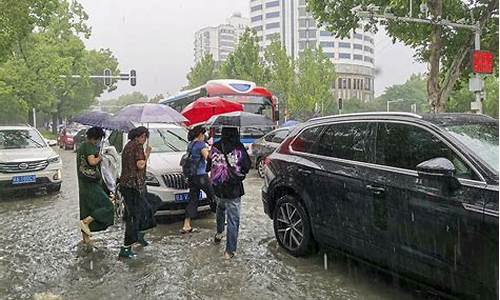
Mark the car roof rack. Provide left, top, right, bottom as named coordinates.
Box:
left=309, top=112, right=422, bottom=122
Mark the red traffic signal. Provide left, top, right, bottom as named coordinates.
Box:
left=472, top=50, right=494, bottom=74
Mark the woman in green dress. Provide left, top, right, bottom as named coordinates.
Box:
left=77, top=127, right=114, bottom=245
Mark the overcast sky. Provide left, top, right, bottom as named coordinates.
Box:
left=78, top=0, right=427, bottom=100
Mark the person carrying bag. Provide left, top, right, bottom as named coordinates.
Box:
left=208, top=127, right=251, bottom=260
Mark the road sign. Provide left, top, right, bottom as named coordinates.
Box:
left=103, top=69, right=112, bottom=86
left=130, top=69, right=136, bottom=86
left=472, top=50, right=494, bottom=74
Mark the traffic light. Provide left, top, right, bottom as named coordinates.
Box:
left=338, top=98, right=343, bottom=111
left=103, top=69, right=112, bottom=86
left=130, top=69, right=136, bottom=86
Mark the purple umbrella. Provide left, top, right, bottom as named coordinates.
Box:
left=72, top=111, right=112, bottom=127
left=102, top=103, right=188, bottom=132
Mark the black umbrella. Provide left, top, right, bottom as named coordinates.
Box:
left=205, top=111, right=275, bottom=128
left=72, top=111, right=112, bottom=127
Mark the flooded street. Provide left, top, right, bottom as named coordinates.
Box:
left=0, top=149, right=439, bottom=300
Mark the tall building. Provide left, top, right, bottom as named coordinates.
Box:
left=194, top=13, right=250, bottom=64
left=250, top=0, right=375, bottom=101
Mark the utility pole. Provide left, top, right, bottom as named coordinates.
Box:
left=352, top=3, right=491, bottom=114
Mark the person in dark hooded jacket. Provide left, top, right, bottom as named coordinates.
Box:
left=207, top=127, right=251, bottom=259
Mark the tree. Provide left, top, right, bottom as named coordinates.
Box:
left=307, top=0, right=498, bottom=112
left=149, top=94, right=165, bottom=103
left=0, top=0, right=59, bottom=62
left=289, top=48, right=336, bottom=120
left=376, top=74, right=429, bottom=113
left=448, top=75, right=499, bottom=118
left=101, top=92, right=149, bottom=114
left=185, top=54, right=218, bottom=89
left=219, top=29, right=269, bottom=85
left=264, top=40, right=295, bottom=120
left=0, top=0, right=119, bottom=129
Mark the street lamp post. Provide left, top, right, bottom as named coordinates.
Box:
left=386, top=99, right=406, bottom=112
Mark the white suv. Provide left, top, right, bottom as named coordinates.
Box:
left=0, top=125, right=63, bottom=193
left=103, top=123, right=210, bottom=216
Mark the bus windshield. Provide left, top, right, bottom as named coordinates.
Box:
left=220, top=95, right=273, bottom=119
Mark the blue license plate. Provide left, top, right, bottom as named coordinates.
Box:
left=12, top=175, right=36, bottom=185
left=175, top=192, right=202, bottom=203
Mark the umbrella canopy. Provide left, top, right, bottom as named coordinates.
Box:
left=101, top=103, right=188, bottom=132
left=181, top=97, right=243, bottom=127
left=281, top=120, right=300, bottom=128
left=72, top=111, right=112, bottom=127
left=206, top=111, right=275, bottom=128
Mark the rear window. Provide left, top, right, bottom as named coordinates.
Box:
left=290, top=126, right=323, bottom=153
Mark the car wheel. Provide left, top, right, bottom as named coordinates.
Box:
left=273, top=195, right=314, bottom=256
left=47, top=183, right=61, bottom=193
left=257, top=158, right=265, bottom=178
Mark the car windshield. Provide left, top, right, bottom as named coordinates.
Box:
left=446, top=123, right=499, bottom=174
left=148, top=128, right=188, bottom=153
left=0, top=129, right=46, bottom=149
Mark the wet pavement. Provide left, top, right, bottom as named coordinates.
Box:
left=0, top=149, right=441, bottom=300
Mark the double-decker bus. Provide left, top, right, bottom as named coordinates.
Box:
left=160, top=79, right=279, bottom=122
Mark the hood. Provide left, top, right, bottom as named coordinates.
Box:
left=147, top=151, right=184, bottom=175
left=0, top=147, right=58, bottom=163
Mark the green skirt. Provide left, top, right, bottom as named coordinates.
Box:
left=78, top=179, right=114, bottom=232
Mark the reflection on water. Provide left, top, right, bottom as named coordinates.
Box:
left=0, top=150, right=438, bottom=300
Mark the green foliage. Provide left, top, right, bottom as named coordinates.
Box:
left=185, top=54, right=218, bottom=89
left=289, top=48, right=336, bottom=120
left=219, top=29, right=269, bottom=86
left=0, top=0, right=59, bottom=62
left=264, top=40, right=295, bottom=119
left=101, top=92, right=149, bottom=114
left=376, top=74, right=429, bottom=112
left=307, top=0, right=499, bottom=110
left=0, top=0, right=119, bottom=125
left=335, top=74, right=429, bottom=114
left=448, top=75, right=499, bottom=118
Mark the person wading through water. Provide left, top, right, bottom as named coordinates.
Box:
left=208, top=127, right=250, bottom=259
left=77, top=127, right=114, bottom=245
left=181, top=125, right=215, bottom=234
left=118, top=126, right=157, bottom=258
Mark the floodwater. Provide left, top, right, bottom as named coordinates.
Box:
left=0, top=150, right=444, bottom=300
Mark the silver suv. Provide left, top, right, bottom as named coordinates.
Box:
left=103, top=123, right=210, bottom=216
left=0, top=125, right=63, bottom=193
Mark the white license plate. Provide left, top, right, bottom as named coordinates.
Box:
left=12, top=175, right=36, bottom=185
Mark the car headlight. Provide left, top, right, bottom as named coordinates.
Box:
left=145, top=171, right=160, bottom=186
left=48, top=156, right=61, bottom=164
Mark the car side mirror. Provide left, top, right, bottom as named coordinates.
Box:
left=416, top=157, right=460, bottom=192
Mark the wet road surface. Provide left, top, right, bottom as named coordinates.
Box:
left=0, top=149, right=441, bottom=299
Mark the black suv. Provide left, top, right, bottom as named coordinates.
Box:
left=262, top=113, right=498, bottom=299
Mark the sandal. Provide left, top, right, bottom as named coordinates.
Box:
left=180, top=228, right=193, bottom=234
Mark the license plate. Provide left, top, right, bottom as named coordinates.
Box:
left=12, top=175, right=36, bottom=185
left=175, top=192, right=203, bottom=203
